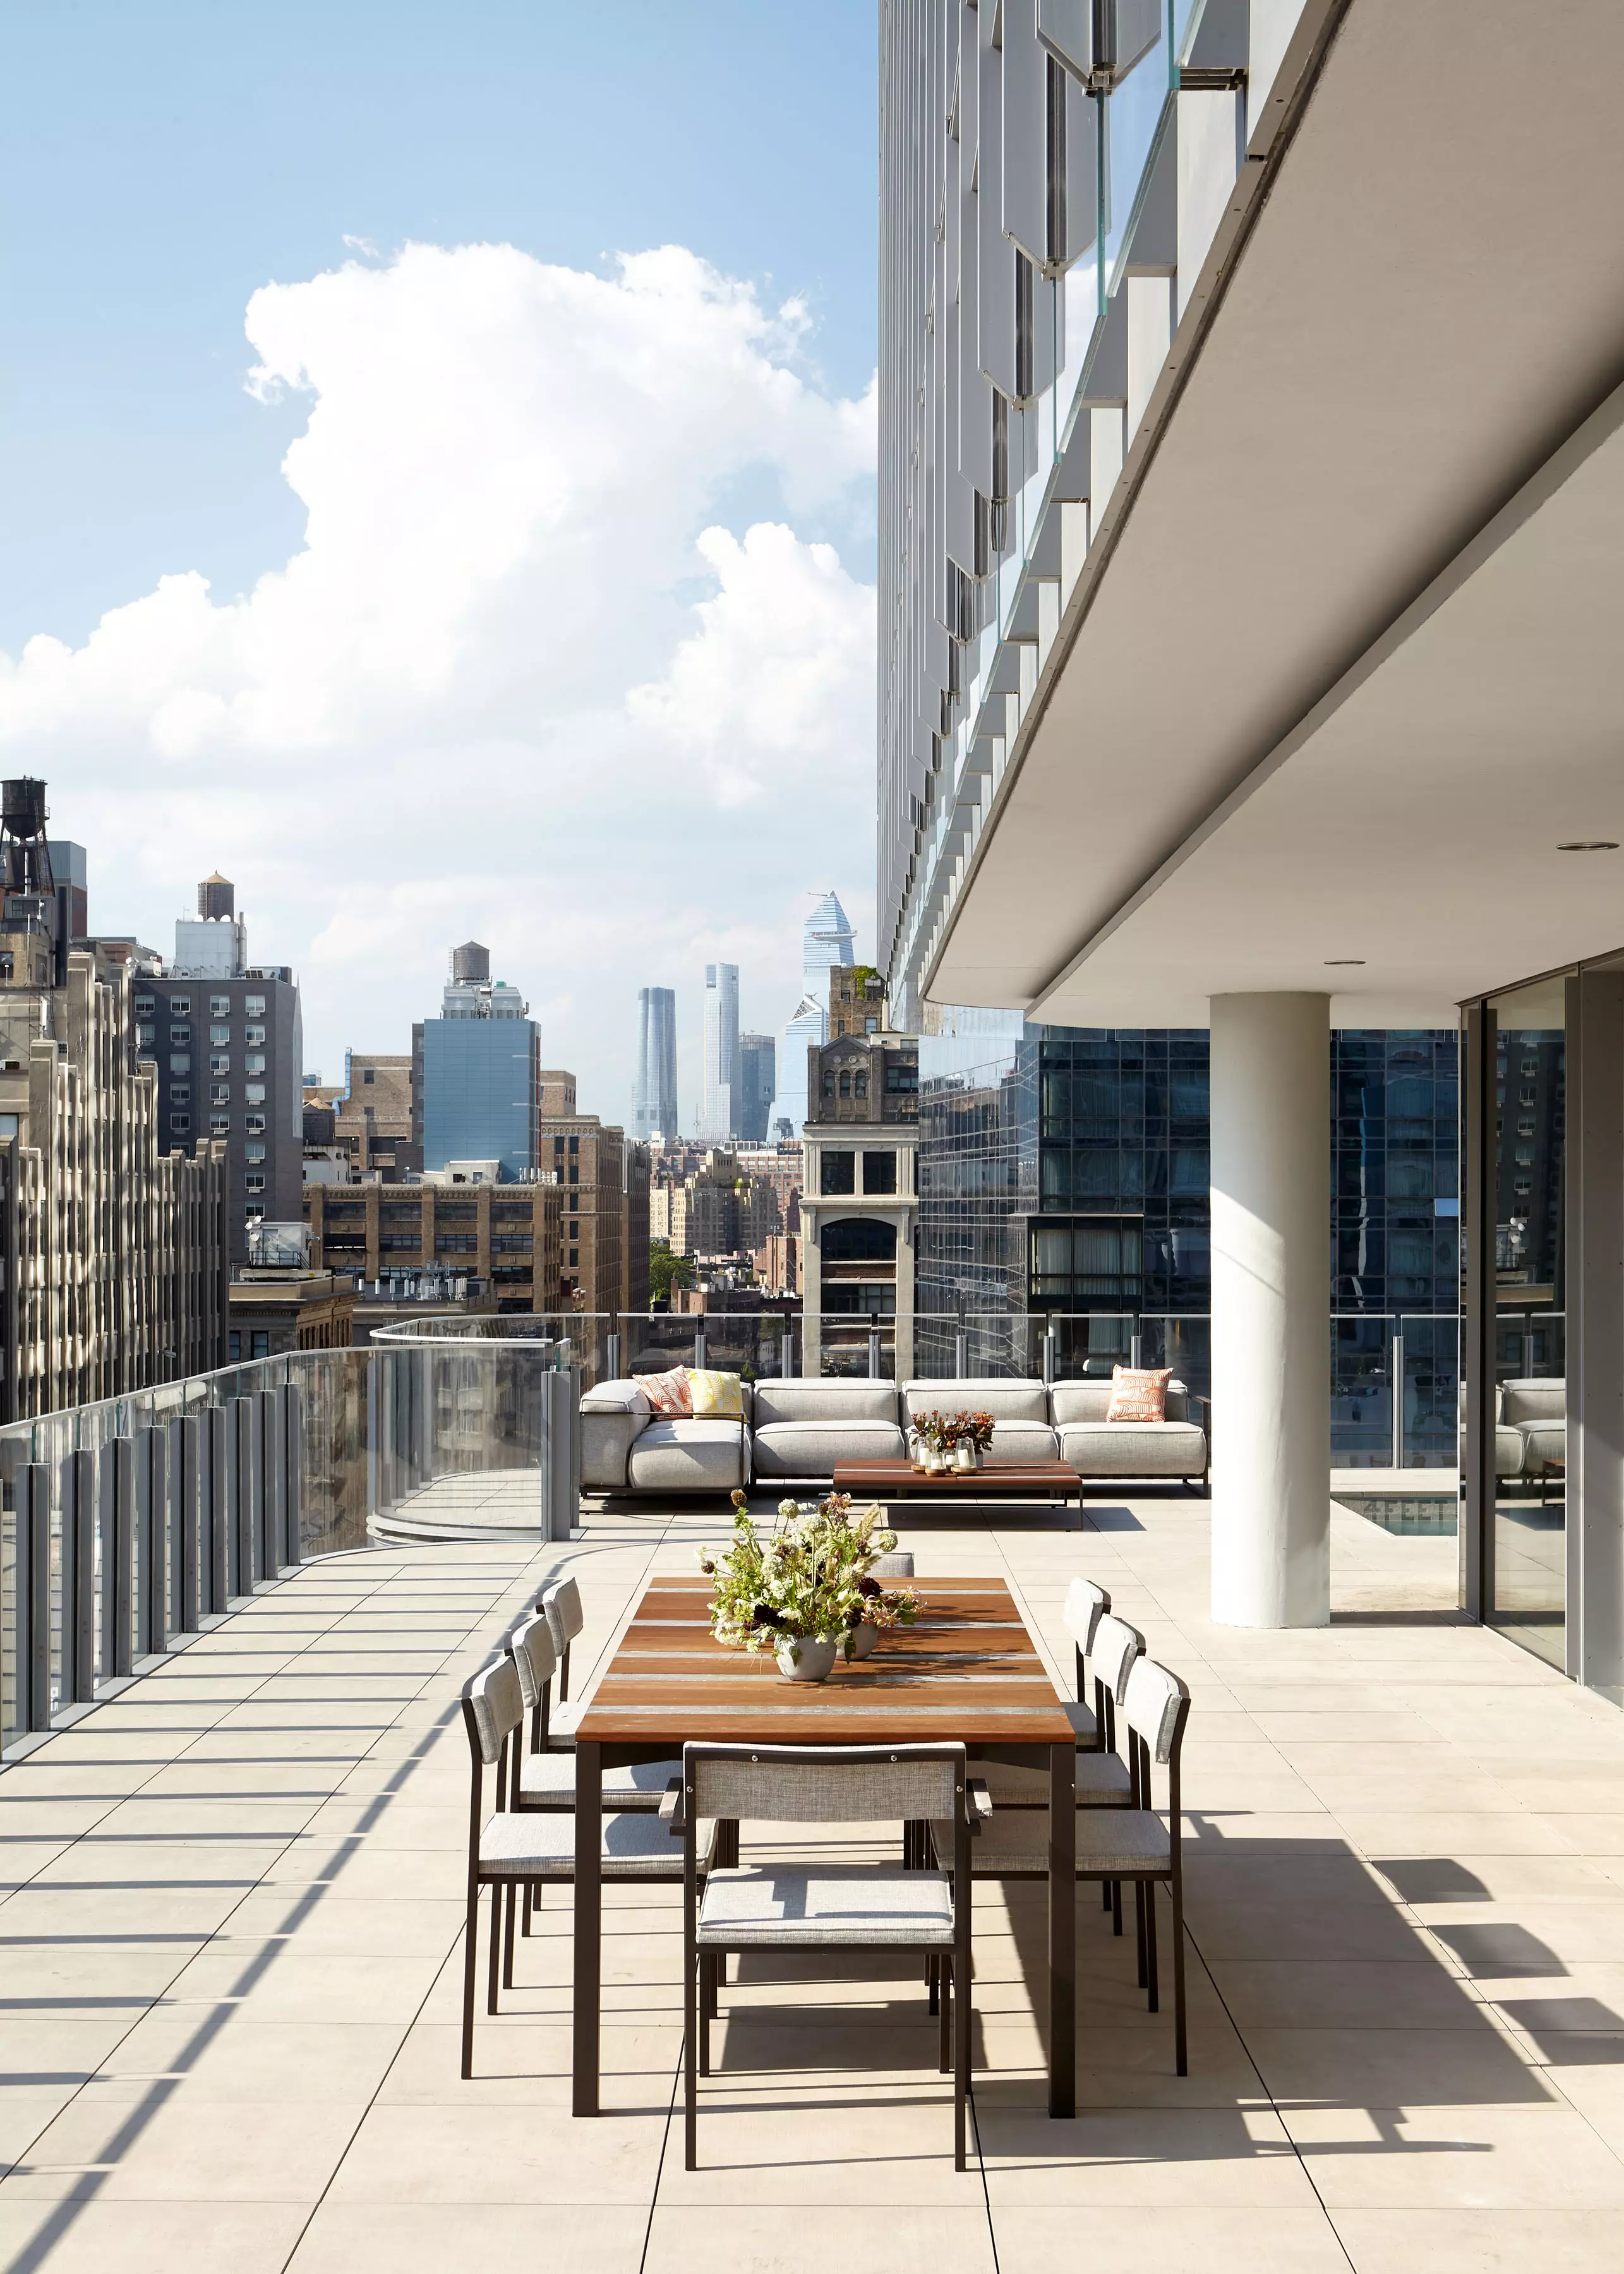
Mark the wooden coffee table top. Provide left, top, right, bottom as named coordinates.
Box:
left=833, top=1458, right=1080, bottom=1495
left=575, top=1573, right=1075, bottom=1747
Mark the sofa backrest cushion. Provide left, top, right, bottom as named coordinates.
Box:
left=1051, top=1381, right=1191, bottom=1425
left=580, top=1378, right=651, bottom=1416
left=752, top=1378, right=901, bottom=1426
left=902, top=1379, right=1048, bottom=1424
left=1501, top=1378, right=1565, bottom=1427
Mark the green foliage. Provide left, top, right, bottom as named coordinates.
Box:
left=649, top=1239, right=695, bottom=1305
left=698, top=1491, right=919, bottom=1656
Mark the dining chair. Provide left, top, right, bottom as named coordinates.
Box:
left=970, top=1593, right=1140, bottom=1814
left=508, top=1612, right=678, bottom=1813
left=460, top=1655, right=715, bottom=2079
left=868, top=1549, right=915, bottom=1577
left=930, top=1654, right=1192, bottom=2072
left=679, top=1742, right=983, bottom=2170
left=537, top=1577, right=586, bottom=1747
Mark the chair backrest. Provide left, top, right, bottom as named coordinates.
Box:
left=508, top=1612, right=557, bottom=1711
left=1062, top=1577, right=1110, bottom=1655
left=1090, top=1613, right=1143, bottom=1705
left=1122, top=1657, right=1189, bottom=1766
left=685, top=1741, right=961, bottom=1826
left=464, top=1657, right=523, bottom=1767
left=868, top=1549, right=915, bottom=1578
left=539, top=1575, right=584, bottom=1651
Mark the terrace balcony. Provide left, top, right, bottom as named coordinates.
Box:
left=0, top=1324, right=1617, bottom=2271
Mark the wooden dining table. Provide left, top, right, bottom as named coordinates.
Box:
left=572, top=1573, right=1076, bottom=2117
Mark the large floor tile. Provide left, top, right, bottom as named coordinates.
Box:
left=1286, top=2103, right=1624, bottom=2208
left=1331, top=2208, right=1624, bottom=2273
left=647, top=2204, right=995, bottom=2271
left=990, top=2206, right=1349, bottom=2273
left=290, top=2201, right=649, bottom=2274
left=977, top=2106, right=1320, bottom=2206
left=322, top=2100, right=667, bottom=2204
left=0, top=2197, right=312, bottom=2273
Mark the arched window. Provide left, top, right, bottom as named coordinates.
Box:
left=839, top=1070, right=851, bottom=1096
left=821, top=1217, right=898, bottom=1263
left=854, top=1071, right=868, bottom=1097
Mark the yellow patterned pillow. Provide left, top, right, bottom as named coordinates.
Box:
left=687, top=1368, right=744, bottom=1419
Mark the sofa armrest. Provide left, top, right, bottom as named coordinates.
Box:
left=580, top=1409, right=650, bottom=1491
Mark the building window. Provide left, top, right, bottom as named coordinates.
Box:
left=838, top=1070, right=852, bottom=1097
left=251, top=1330, right=271, bottom=1359
left=568, top=1248, right=579, bottom=1265
left=244, top=1053, right=266, bottom=1075
left=245, top=1173, right=266, bottom=1194
left=171, top=1114, right=191, bottom=1134
left=244, top=1025, right=265, bottom=1046
left=245, top=1113, right=265, bottom=1134
left=862, top=1150, right=898, bottom=1195
left=245, top=1141, right=266, bottom=1163
left=854, top=1071, right=869, bottom=1098
left=244, top=1204, right=263, bottom=1224
left=363, top=1068, right=375, bottom=1084
left=229, top=1331, right=241, bottom=1360
left=210, top=996, right=230, bottom=1016
left=136, top=1024, right=155, bottom=1052
left=170, top=1054, right=191, bottom=1076
left=170, top=1025, right=190, bottom=1044
left=135, top=995, right=155, bottom=1016
left=245, top=1083, right=265, bottom=1104
left=821, top=1217, right=898, bottom=1262
left=244, top=994, right=265, bottom=1017
left=209, top=1023, right=230, bottom=1046
left=172, top=1085, right=191, bottom=1104
left=210, top=1113, right=229, bottom=1133
left=169, top=996, right=191, bottom=1015
left=210, top=1085, right=230, bottom=1104
left=865, top=1017, right=879, bottom=1033
left=821, top=1150, right=856, bottom=1195
left=210, top=1054, right=230, bottom=1076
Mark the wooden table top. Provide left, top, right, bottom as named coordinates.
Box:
left=575, top=1573, right=1076, bottom=1747
left=834, top=1459, right=1079, bottom=1493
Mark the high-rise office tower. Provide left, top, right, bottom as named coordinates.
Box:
left=737, top=1033, right=776, bottom=1144
left=701, top=963, right=738, bottom=1142
left=419, top=944, right=539, bottom=1177
left=769, top=891, right=856, bottom=1136
left=634, top=987, right=678, bottom=1143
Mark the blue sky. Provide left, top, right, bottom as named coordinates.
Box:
left=0, top=2, right=881, bottom=1114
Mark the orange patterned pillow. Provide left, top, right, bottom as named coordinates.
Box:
left=1107, top=1366, right=1172, bottom=1423
left=640, top=1365, right=692, bottom=1417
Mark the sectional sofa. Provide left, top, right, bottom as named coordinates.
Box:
left=1494, top=1376, right=1565, bottom=1483
left=579, top=1373, right=1209, bottom=1498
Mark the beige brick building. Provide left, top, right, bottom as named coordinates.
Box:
left=304, top=1179, right=562, bottom=1316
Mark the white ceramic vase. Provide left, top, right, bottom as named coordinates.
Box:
left=953, top=1443, right=977, bottom=1473
left=776, top=1637, right=838, bottom=1682
left=848, top=1623, right=879, bottom=1660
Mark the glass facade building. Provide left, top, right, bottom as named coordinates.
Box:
left=420, top=1018, right=539, bottom=1179
left=918, top=1013, right=1460, bottom=1457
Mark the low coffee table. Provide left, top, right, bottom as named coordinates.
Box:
left=833, top=1457, right=1083, bottom=1529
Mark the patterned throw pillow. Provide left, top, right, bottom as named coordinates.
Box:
left=640, top=1365, right=693, bottom=1418
left=687, top=1368, right=744, bottom=1419
left=1106, top=1366, right=1172, bottom=1423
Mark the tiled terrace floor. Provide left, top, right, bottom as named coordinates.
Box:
left=3, top=1491, right=1624, bottom=2272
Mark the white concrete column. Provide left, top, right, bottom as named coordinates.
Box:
left=1209, top=994, right=1331, bottom=1627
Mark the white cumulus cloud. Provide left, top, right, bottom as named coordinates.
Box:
left=0, top=241, right=877, bottom=1120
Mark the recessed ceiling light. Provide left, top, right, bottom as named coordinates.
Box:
left=1557, top=840, right=1620, bottom=851
left=1324, top=958, right=1366, bottom=966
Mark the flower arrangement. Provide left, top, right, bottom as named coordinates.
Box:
left=698, top=1490, right=922, bottom=1666
left=916, top=1409, right=995, bottom=1453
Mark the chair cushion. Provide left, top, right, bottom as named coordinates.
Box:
left=903, top=1380, right=1049, bottom=1424
left=980, top=1419, right=1060, bottom=1464
left=968, top=1751, right=1131, bottom=1807
left=696, top=1864, right=954, bottom=1948
left=519, top=1753, right=680, bottom=1808
left=929, top=1806, right=1170, bottom=1876
left=627, top=1417, right=749, bottom=1491
left=1057, top=1421, right=1207, bottom=1476
left=479, top=1807, right=714, bottom=1877
left=750, top=1419, right=906, bottom=1477
left=750, top=1379, right=901, bottom=1426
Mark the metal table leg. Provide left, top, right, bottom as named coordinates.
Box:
left=1049, top=1738, right=1075, bottom=2116
left=573, top=1739, right=601, bottom=2115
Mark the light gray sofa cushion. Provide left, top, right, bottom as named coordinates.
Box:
left=1501, top=1378, right=1565, bottom=1428
left=978, top=1419, right=1061, bottom=1463
left=1057, top=1421, right=1207, bottom=1477
left=1050, top=1380, right=1193, bottom=1424
left=1495, top=1424, right=1527, bottom=1479
left=752, top=1379, right=901, bottom=1426
left=903, top=1379, right=1049, bottom=1424
left=752, top=1418, right=907, bottom=1478
left=627, top=1417, right=749, bottom=1493
left=582, top=1409, right=650, bottom=1491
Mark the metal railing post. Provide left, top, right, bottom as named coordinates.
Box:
left=135, top=1424, right=167, bottom=1659
left=63, top=1448, right=96, bottom=1706
left=1042, top=1325, right=1057, bottom=1387
left=1391, top=1329, right=1405, bottom=1471
left=606, top=1331, right=622, bottom=1381
left=230, top=1396, right=255, bottom=1594
left=256, top=1389, right=281, bottom=1580
left=543, top=1367, right=574, bottom=1542
left=102, top=1438, right=135, bottom=1680
left=205, top=1405, right=229, bottom=1614
left=280, top=1383, right=303, bottom=1567
left=869, top=1315, right=882, bottom=1379
left=170, top=1416, right=200, bottom=1635
left=16, top=1462, right=51, bottom=1733
left=693, top=1326, right=706, bottom=1369
left=954, top=1330, right=968, bottom=1378
left=779, top=1329, right=792, bottom=1381
left=1129, top=1327, right=1143, bottom=1369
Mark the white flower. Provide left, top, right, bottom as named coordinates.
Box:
left=778, top=1498, right=798, bottom=1520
